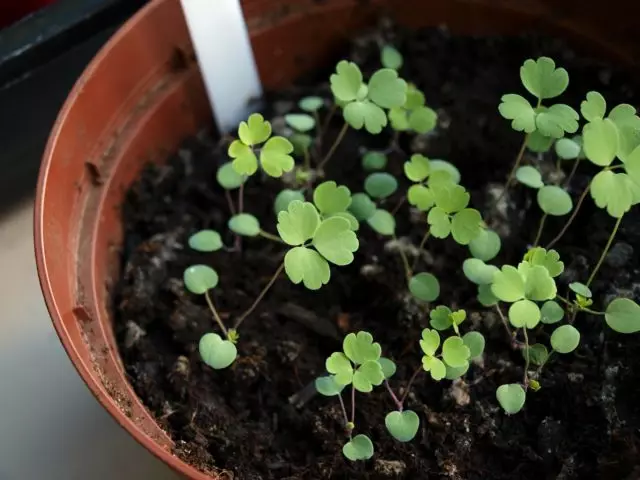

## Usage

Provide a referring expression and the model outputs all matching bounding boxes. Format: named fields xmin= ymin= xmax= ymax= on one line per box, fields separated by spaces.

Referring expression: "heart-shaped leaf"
xmin=404 ymin=154 xmax=431 ymax=182
xmin=499 ymin=94 xmax=536 ymax=133
xmin=352 ymin=360 xmax=385 ymax=392
xmin=468 ymin=229 xmax=501 ymax=261
xmin=365 ymin=172 xmax=399 ymax=199
xmin=516 ymin=166 xmax=544 ymax=189
xmin=184 ymin=265 xmax=219 ymax=294
xmin=277 ymin=200 xmax=320 ymax=246
xmin=525 ymin=247 xmax=564 ymax=277
xmin=429 ymin=305 xmax=453 ymax=330
xmin=408 ymin=185 xmax=435 ymax=211
xmin=379 ymin=357 xmax=397 ymax=379
xmin=284 ymin=246 xmax=330 ymax=290
xmin=274 ymin=189 xmax=305 ymax=215
xmin=540 ymin=300 xmax=564 ymax=324
xmin=581 ymin=91 xmax=606 ymax=122
xmin=462 ymin=258 xmax=499 ymax=285
xmin=326 ymin=352 xmax=354 ymax=385
xmin=463 ymin=331 xmax=485 ymax=359
xmin=362 ymin=151 xmax=387 ymax=171
xmin=260 ymin=136 xmax=295 ymax=177
xmin=385 ymin=410 xmax=420 ymax=442
xmin=313 ymin=217 xmax=359 ymax=265
xmin=427 ymin=206 xmax=451 ymax=238
xmin=496 ymin=384 xmax=526 ymax=414
xmin=344 ymin=100 xmax=388 ymax=134
xmin=229 ymin=140 xmax=258 ymax=176
xmin=228 ymin=213 xmax=260 ymax=237
xmin=442 ymin=336 xmax=471 ymax=368
xmin=330 ymin=61 xmax=363 ymax=102
xmin=419 ymin=329 xmax=440 ymax=356
xmin=550 ymin=324 xmax=580 ymax=353
xmin=366 ymin=209 xmax=396 ymax=236
xmin=342 ymin=434 xmax=374 ymax=461
xmin=216 ymin=162 xmax=246 ymax=190
xmin=344 ymin=331 xmax=381 ymax=364
xmin=491 ymin=265 xmax=525 ymax=302
xmin=188 ymin=230 xmax=223 ymax=252
xmin=314 ymin=181 xmax=352 ymax=214
xmin=605 ymin=297 xmax=640 ymax=333
xmin=590 ymin=170 xmax=633 ymax=218
xmin=535 ymin=104 xmax=579 ymax=138
xmin=508 ymin=299 xmax=541 ymax=329
xmin=537 ymin=185 xmax=573 ymax=216
xmin=349 ymin=193 xmax=377 ymax=221
xmin=432 ymin=184 xmax=470 ymax=214
xmin=409 ymin=273 xmax=440 ymax=302
xmin=368 ymin=68 xmax=407 ymax=109
xmin=238 ymin=113 xmax=272 ymax=146
xmin=315 ymin=375 xmax=346 ymax=396
xmin=569 ymin=282 xmax=592 ymax=299
xmin=520 ymin=57 xmax=568 ymax=99
xmin=422 ymin=355 xmax=447 ymax=380
xmin=199 ymin=333 xmax=237 ymax=369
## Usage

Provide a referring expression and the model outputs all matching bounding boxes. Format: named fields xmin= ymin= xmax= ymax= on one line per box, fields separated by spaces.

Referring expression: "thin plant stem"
xmin=587 ymin=215 xmax=623 ymax=287
xmin=320 ymin=104 xmax=337 ymax=140
xmin=313 ymin=111 xmax=322 ymax=147
xmin=581 ymin=307 xmax=605 ymax=316
xmin=384 ymin=380 xmax=403 ymax=411
xmin=337 ymin=393 xmax=350 ymax=428
xmin=546 ymin=184 xmax=590 ymax=249
xmin=304 ymin=147 xmax=311 ymax=170
xmin=238 ymin=182 xmax=245 ymax=213
xmin=350 ymin=385 xmax=356 ymax=424
xmin=564 ymin=157 xmax=582 ymax=187
xmin=399 ymin=366 xmax=422 ymax=406
xmin=224 ymin=190 xmax=236 ymax=215
xmin=495 ymin=304 xmax=513 ymax=340
xmin=411 ymin=229 xmax=431 ymax=271
xmin=522 ymin=328 xmax=530 ymax=385
xmin=533 ymin=213 xmax=548 ymax=247
xmin=394 ymin=235 xmax=412 ymax=283
xmin=556 ymin=295 xmax=573 ymax=307
xmin=493 ymin=133 xmax=530 ymax=207
xmin=390 ymin=195 xmax=406 ymax=216
xmin=234 ymin=262 xmax=285 ymax=328
xmin=259 ymin=230 xmax=285 ymax=244
xmin=204 ymin=291 xmax=229 ymax=337
xmin=391 ymin=129 xmax=400 ymax=149
xmin=318 ymin=122 xmax=349 ymax=171
xmin=534 ymin=351 xmax=554 ymax=377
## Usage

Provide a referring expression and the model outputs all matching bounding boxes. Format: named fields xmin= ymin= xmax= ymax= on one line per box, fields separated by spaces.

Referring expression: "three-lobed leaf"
xmin=583 ymin=117 xmax=619 ymax=166
xmin=581 ymin=91 xmax=606 ymax=122
xmin=535 ymin=104 xmax=579 ymax=138
xmin=590 ymin=170 xmax=634 ymax=218
xmin=314 ymin=181 xmax=352 ymax=214
xmin=451 ymin=208 xmax=483 ymax=245
xmin=260 ymin=136 xmax=295 ymax=177
xmin=419 ymin=329 xmax=440 ymax=356
xmin=442 ymin=336 xmax=471 ymax=368
xmin=313 ymin=217 xmax=359 ymax=265
xmin=404 ymin=154 xmax=431 ymax=182
xmin=499 ymin=94 xmax=536 ymax=133
xmin=277 ymin=200 xmax=320 ymax=245
xmin=343 ymin=331 xmax=381 ymax=364
xmin=368 ymin=68 xmax=407 ymax=109
xmin=330 ymin=61 xmax=363 ymax=102
xmin=520 ymin=57 xmax=569 ymax=100
xmin=238 ymin=113 xmax=272 ymax=146
xmin=284 ymin=246 xmax=330 ymax=290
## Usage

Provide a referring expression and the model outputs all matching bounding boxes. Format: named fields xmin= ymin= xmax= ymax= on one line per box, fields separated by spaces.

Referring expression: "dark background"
xmin=0 ymin=0 xmax=148 ymax=214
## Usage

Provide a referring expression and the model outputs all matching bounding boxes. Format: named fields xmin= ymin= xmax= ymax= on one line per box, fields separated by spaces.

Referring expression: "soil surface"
xmin=113 ymin=23 xmax=640 ymax=479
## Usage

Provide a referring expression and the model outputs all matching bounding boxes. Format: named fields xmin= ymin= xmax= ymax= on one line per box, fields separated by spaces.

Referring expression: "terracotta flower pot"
xmin=34 ymin=0 xmax=639 ymax=478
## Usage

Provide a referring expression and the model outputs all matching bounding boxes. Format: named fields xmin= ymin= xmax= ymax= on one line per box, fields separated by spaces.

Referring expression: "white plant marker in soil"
xmin=180 ymin=0 xmax=263 ymax=133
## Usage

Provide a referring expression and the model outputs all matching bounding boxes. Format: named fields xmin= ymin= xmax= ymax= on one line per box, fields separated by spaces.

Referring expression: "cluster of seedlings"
xmin=182 ymin=47 xmax=640 ymax=460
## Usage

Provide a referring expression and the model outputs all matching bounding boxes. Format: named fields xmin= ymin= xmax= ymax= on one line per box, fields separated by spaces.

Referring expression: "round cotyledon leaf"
xmin=367 ymin=209 xmax=396 ymax=236
xmin=380 ymin=44 xmax=403 ymax=70
xmin=299 ymin=96 xmax=324 ymax=112
xmin=228 ymin=213 xmax=260 ymax=237
xmin=199 ymin=333 xmax=237 ymax=369
xmin=516 ymin=166 xmax=544 ymax=189
xmin=379 ymin=357 xmax=397 ymax=379
xmin=184 ymin=265 xmax=219 ymax=294
xmin=362 ymin=151 xmax=387 ymax=171
xmin=496 ymin=383 xmax=526 ymax=414
xmin=284 ymin=113 xmax=315 ymax=132
xmin=550 ymin=324 xmax=580 ymax=353
xmin=537 ymin=185 xmax=573 ymax=216
xmin=349 ymin=193 xmax=376 ymax=221
xmin=605 ymin=297 xmax=640 ymax=334
xmin=342 ymin=434 xmax=374 ymax=461
xmin=522 ymin=343 xmax=549 ymax=366
xmin=451 ymin=208 xmax=483 ymax=245
xmin=188 ymin=230 xmax=223 ymax=252
xmin=315 ymin=375 xmax=346 ymax=396
xmin=409 ymin=273 xmax=440 ymax=302
xmin=385 ymin=410 xmax=420 ymax=442
xmin=569 ymin=282 xmax=592 ymax=299
xmin=508 ymin=299 xmax=541 ymax=329
xmin=216 ymin=162 xmax=246 ymax=189
xmin=468 ymin=229 xmax=501 ymax=261
xmin=365 ymin=172 xmax=399 ymax=199
xmin=368 ymin=68 xmax=407 ymax=109
xmin=462 ymin=258 xmax=499 ymax=285
xmin=540 ymin=300 xmax=564 ymax=324
xmin=463 ymin=331 xmax=485 ymax=359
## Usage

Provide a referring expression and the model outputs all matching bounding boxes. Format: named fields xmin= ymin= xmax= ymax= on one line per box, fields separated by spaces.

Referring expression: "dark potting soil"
xmin=113 ymin=23 xmax=640 ymax=480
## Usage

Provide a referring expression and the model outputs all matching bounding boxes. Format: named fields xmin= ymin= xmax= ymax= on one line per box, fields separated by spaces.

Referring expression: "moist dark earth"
xmin=113 ymin=23 xmax=640 ymax=479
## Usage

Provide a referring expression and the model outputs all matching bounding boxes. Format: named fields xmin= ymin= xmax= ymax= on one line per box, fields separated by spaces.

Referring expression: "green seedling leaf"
xmin=238 ymin=113 xmax=272 ymax=146
xmin=583 ymin=118 xmax=619 ymax=166
xmin=277 ymin=200 xmax=320 ymax=246
xmin=433 ymin=183 xmax=469 ymax=214
xmin=521 ymin=263 xmax=557 ymax=301
xmin=343 ymin=434 xmax=374 ymax=461
xmin=498 ymin=94 xmax=536 ymax=133
xmin=430 ymin=305 xmax=453 ymax=330
xmin=444 ymin=362 xmax=469 ymax=380
xmin=344 ymin=331 xmax=381 ymax=364
xmin=330 ymin=211 xmax=359 ymax=231
xmin=344 ymin=101 xmax=388 ymax=134
xmin=478 ymin=284 xmax=499 ymax=306
xmin=299 ymin=96 xmax=324 ymax=112
xmin=184 ymin=265 xmax=219 ymax=294
xmin=367 ymin=209 xmax=396 ymax=235
xmin=551 ymin=324 xmax=580 ymax=353
xmin=409 ymin=107 xmax=438 ymax=134
xmin=525 ymin=247 xmax=564 ymax=277
xmin=313 ymin=217 xmax=359 ymax=265
xmin=284 ymin=246 xmax=330 ymax=290
xmin=581 ymin=91 xmax=606 ymax=122
xmin=605 ymin=297 xmax=640 ymax=333
xmin=381 ymin=45 xmax=403 ymax=70
xmin=508 ymin=299 xmax=541 ymax=329
xmin=442 ymin=336 xmax=471 ymax=368
xmin=420 ymin=328 xmax=441 ymax=356
xmin=229 ymin=140 xmax=258 ymax=176
xmin=315 ymin=375 xmax=346 ymax=396
xmin=368 ymin=68 xmax=407 ymax=109
xmin=330 ymin=60 xmax=363 ymax=102
xmin=555 ymin=136 xmax=582 ymax=160
xmin=516 ymin=166 xmax=544 ymax=188
xmin=362 ymin=151 xmax=387 ymax=171
xmin=326 ymin=352 xmax=354 ymax=385
xmin=463 ymin=258 xmax=499 ymax=285
xmin=260 ymin=136 xmax=295 ymax=177
xmin=527 ymin=131 xmax=554 ymax=153
xmin=535 ymin=104 xmax=579 ymax=138
xmin=451 ymin=310 xmax=467 ymax=327
xmin=540 ymin=300 xmax=564 ymax=324
xmin=422 ymin=355 xmax=446 ymax=380
xmin=199 ymin=333 xmax=237 ymax=369
xmin=409 ymin=273 xmax=440 ymax=302
xmin=314 ymin=181 xmax=352 ymax=215
xmin=274 ymin=189 xmax=305 ymax=215
xmin=463 ymin=331 xmax=485 ymax=359
xmin=353 ymin=360 xmax=385 ymax=392
xmin=569 ymin=282 xmax=592 ymax=299
xmin=537 ymin=185 xmax=573 ymax=216
xmin=522 ymin=344 xmax=549 ymax=366
xmin=385 ymin=410 xmax=420 ymax=442
xmin=496 ymin=384 xmax=526 ymax=414
xmin=430 ymin=160 xmax=460 ymax=184
xmin=404 ymin=153 xmax=431 ymax=182
xmin=228 ymin=213 xmax=260 ymax=237
xmin=404 ymin=84 xmax=425 ymax=108
xmin=609 ymin=104 xmax=640 ymax=161
xmin=408 ymin=185 xmax=435 ymax=211
xmin=520 ymin=57 xmax=569 ymax=99
xmin=349 ymin=193 xmax=377 ymax=221
xmin=388 ymin=107 xmax=410 ymax=131
xmin=217 ymin=162 xmax=246 ymax=189
xmin=469 ymin=229 xmax=501 ymax=261
xmin=285 ymin=113 xmax=315 ymax=132
xmin=290 ymin=132 xmax=313 ymax=156
xmin=365 ymin=172 xmax=399 ymax=199
xmin=590 ymin=170 xmax=633 ymax=218
xmin=188 ymin=230 xmax=223 ymax=252
xmin=451 ymin=208 xmax=483 ymax=245
xmin=492 ymin=265 xmax=525 ymax=302
xmin=427 ymin=207 xmax=451 ymax=238
xmin=430 ymin=169 xmax=455 ymax=186
xmin=379 ymin=357 xmax=397 ymax=379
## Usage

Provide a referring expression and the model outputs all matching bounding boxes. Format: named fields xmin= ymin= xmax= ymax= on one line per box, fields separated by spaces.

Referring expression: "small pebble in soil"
xmin=567 ymin=372 xmax=584 ymax=383
xmin=374 ymin=459 xmax=407 ymax=477
xmin=124 ymin=320 xmax=146 ymax=349
xmin=448 ymin=379 xmax=471 ymax=406
xmin=605 ymin=242 xmax=634 ymax=268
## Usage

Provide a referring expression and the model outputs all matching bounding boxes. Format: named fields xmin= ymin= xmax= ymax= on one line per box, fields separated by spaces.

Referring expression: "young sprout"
xmin=380 ymin=44 xmax=403 ymax=70
xmin=313 ymin=181 xmax=359 ymax=230
xmin=388 ymin=84 xmax=438 ymax=135
xmin=409 ymin=272 xmax=440 ymax=303
xmin=342 ymin=435 xmax=374 ymax=461
xmin=188 ymin=230 xmax=223 ymax=252
xmin=229 ymin=113 xmax=295 ymax=177
xmin=428 ymin=182 xmax=483 ymax=245
xmin=496 ymin=384 xmax=526 ymax=414
xmin=605 ymin=298 xmax=640 ymax=333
